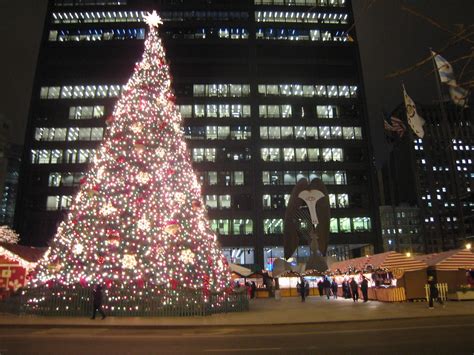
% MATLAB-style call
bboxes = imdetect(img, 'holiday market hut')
[415,249,474,298]
[0,243,47,298]
[329,251,428,301]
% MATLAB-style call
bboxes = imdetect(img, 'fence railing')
[424,283,448,302]
[0,285,249,317]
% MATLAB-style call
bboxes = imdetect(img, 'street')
[1,315,473,355]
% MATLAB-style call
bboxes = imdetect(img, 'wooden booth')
[330,251,428,301]
[0,243,47,298]
[415,249,474,300]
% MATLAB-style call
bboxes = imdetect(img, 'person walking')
[91,284,106,320]
[250,281,257,299]
[428,276,444,309]
[317,279,324,297]
[350,278,359,302]
[298,277,308,302]
[331,279,338,299]
[323,277,332,300]
[361,277,369,302]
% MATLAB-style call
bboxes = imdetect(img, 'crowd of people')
[307,275,370,303]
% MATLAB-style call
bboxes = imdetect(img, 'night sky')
[0,0,473,167]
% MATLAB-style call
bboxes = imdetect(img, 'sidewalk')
[0,296,473,328]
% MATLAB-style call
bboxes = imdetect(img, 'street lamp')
[406,252,411,257]
[466,243,472,250]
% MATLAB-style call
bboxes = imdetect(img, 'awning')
[415,249,474,271]
[0,242,48,269]
[229,263,253,277]
[329,251,427,273]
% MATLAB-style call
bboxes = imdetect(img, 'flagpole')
[430,49,466,250]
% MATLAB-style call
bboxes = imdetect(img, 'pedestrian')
[298,277,307,302]
[428,276,444,309]
[91,284,106,320]
[331,279,338,299]
[323,277,331,299]
[317,279,324,297]
[361,277,369,302]
[250,281,257,299]
[245,282,252,298]
[342,280,350,299]
[350,278,359,302]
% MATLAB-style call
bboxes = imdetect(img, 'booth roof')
[0,243,47,263]
[414,249,474,271]
[329,251,427,273]
[229,263,253,277]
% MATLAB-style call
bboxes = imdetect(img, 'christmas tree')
[26,11,234,315]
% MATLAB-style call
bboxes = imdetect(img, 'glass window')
[339,217,351,232]
[319,126,331,139]
[315,85,326,97]
[331,126,342,138]
[205,195,218,209]
[233,171,245,186]
[343,127,355,139]
[67,127,79,141]
[205,148,216,162]
[219,195,231,209]
[303,85,315,97]
[46,196,60,211]
[179,105,192,118]
[281,105,292,118]
[108,85,121,97]
[218,126,230,139]
[281,126,293,138]
[264,218,283,234]
[332,148,343,161]
[330,218,339,233]
[60,195,72,210]
[322,148,332,162]
[283,148,295,161]
[78,127,91,140]
[206,126,217,140]
[207,104,218,118]
[219,104,230,118]
[73,85,85,98]
[338,194,349,208]
[233,219,253,235]
[208,171,218,185]
[40,87,48,99]
[335,171,346,185]
[194,104,205,118]
[211,219,230,235]
[229,84,241,97]
[295,148,307,161]
[350,85,358,98]
[316,105,337,118]
[354,127,362,139]
[91,127,104,140]
[60,86,72,99]
[294,126,305,139]
[268,127,281,139]
[85,85,96,98]
[193,84,205,97]
[308,148,320,161]
[261,148,280,162]
[96,85,108,98]
[283,171,296,185]
[78,149,94,163]
[338,85,350,98]
[329,194,336,208]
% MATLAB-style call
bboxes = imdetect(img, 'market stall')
[0,243,47,298]
[415,249,474,300]
[329,251,428,301]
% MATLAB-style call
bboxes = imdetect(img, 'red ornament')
[191,199,201,211]
[79,177,87,185]
[137,279,145,288]
[98,256,105,264]
[159,122,167,131]
[116,156,126,164]
[166,168,175,176]
[105,279,113,288]
[93,185,100,192]
[170,279,178,290]
[106,115,114,126]
[79,277,88,288]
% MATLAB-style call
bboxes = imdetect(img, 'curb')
[0,313,471,330]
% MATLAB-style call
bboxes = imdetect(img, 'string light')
[27,11,232,309]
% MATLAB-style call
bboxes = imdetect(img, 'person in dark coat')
[361,277,369,302]
[331,279,338,299]
[250,281,257,299]
[317,279,324,297]
[349,278,359,302]
[428,276,444,309]
[91,284,106,320]
[323,277,331,299]
[297,277,308,302]
[342,280,350,299]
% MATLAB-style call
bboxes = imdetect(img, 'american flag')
[384,116,406,138]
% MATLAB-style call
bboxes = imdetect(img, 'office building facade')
[15,0,380,268]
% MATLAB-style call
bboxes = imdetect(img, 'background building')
[15,0,380,268]
[381,102,473,253]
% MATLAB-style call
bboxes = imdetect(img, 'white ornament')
[72,243,84,255]
[136,171,151,185]
[156,148,166,159]
[180,249,195,265]
[130,123,143,134]
[174,192,186,205]
[144,10,163,28]
[100,202,117,216]
[137,217,151,231]
[172,122,181,133]
[122,254,137,269]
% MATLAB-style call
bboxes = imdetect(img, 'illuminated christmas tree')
[26,11,234,315]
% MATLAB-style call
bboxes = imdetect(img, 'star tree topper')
[144,10,163,28]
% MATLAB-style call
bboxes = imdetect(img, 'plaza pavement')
[0,296,473,328]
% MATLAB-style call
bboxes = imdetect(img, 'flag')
[431,51,456,86]
[431,50,469,106]
[390,116,407,137]
[402,85,425,138]
[384,116,406,138]
[449,85,469,107]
